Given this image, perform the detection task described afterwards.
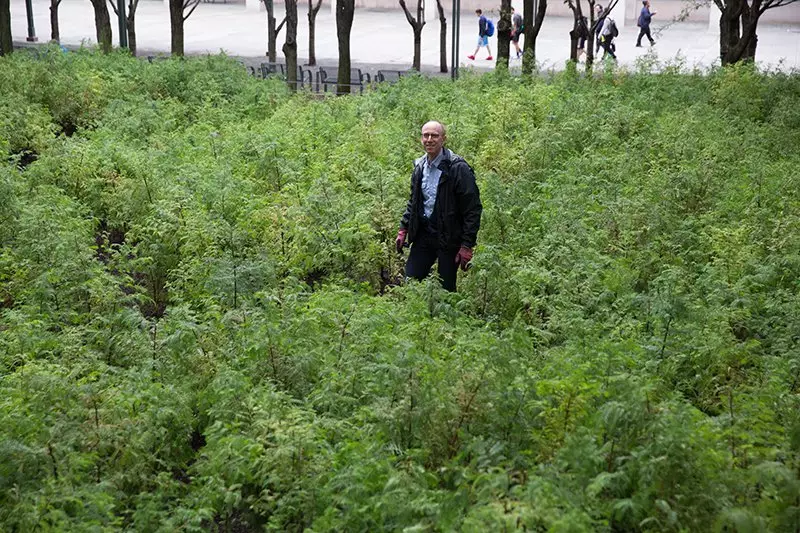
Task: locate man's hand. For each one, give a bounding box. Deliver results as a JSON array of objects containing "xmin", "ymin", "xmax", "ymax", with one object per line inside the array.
[
  {"xmin": 395, "ymin": 229, "xmax": 408, "ymax": 254},
  {"xmin": 454, "ymin": 246, "xmax": 473, "ymax": 271}
]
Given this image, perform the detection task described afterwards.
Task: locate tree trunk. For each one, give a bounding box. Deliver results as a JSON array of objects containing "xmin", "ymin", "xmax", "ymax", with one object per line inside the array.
[
  {"xmin": 436, "ymin": 0, "xmax": 447, "ymax": 73},
  {"xmin": 585, "ymin": 0, "xmax": 596, "ymax": 71},
  {"xmin": 740, "ymin": 3, "xmax": 759, "ymax": 61},
  {"xmin": 412, "ymin": 28, "xmax": 423, "ymax": 70},
  {"xmin": 0, "ymin": 0, "xmax": 10, "ymax": 56},
  {"xmin": 50, "ymin": 0, "xmax": 62, "ymax": 42},
  {"xmin": 90, "ymin": 0, "xmax": 113, "ymax": 53},
  {"xmin": 718, "ymin": 0, "xmax": 772, "ymax": 65},
  {"xmin": 283, "ymin": 0, "xmax": 298, "ymax": 92},
  {"xmin": 719, "ymin": 0, "xmax": 741, "ymax": 65},
  {"xmin": 399, "ymin": 0, "xmax": 424, "ymax": 71},
  {"xmin": 127, "ymin": 0, "xmax": 140, "ymax": 56},
  {"xmin": 128, "ymin": 12, "xmax": 136, "ymax": 56},
  {"xmin": 308, "ymin": 0, "xmax": 322, "ymax": 65},
  {"xmin": 497, "ymin": 0, "xmax": 512, "ymax": 69},
  {"xmin": 336, "ymin": 0, "xmax": 355, "ymax": 95},
  {"xmin": 109, "ymin": 0, "xmax": 139, "ymax": 54},
  {"xmin": 567, "ymin": 0, "xmax": 584, "ymax": 63},
  {"xmin": 522, "ymin": 0, "xmax": 546, "ymax": 75},
  {"xmin": 264, "ymin": 0, "xmax": 278, "ymax": 61},
  {"xmin": 169, "ymin": 0, "xmax": 184, "ymax": 56}
]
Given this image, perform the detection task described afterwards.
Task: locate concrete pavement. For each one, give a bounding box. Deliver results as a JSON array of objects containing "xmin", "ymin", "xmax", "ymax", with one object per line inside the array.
[{"xmin": 9, "ymin": 0, "xmax": 800, "ymax": 73}]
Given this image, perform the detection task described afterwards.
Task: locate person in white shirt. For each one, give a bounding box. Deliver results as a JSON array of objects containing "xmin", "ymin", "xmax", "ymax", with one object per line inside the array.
[{"xmin": 599, "ymin": 16, "xmax": 618, "ymax": 60}]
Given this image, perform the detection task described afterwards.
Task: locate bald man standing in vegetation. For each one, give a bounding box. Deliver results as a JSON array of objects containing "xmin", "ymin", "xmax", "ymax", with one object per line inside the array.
[{"xmin": 395, "ymin": 121, "xmax": 482, "ymax": 292}]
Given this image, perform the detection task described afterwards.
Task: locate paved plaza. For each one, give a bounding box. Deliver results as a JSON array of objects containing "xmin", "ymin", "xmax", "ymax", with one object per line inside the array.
[{"xmin": 9, "ymin": 0, "xmax": 800, "ymax": 72}]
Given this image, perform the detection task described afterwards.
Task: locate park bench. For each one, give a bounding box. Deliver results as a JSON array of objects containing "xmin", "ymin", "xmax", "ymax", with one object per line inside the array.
[
  {"xmin": 259, "ymin": 61, "xmax": 282, "ymax": 78},
  {"xmin": 317, "ymin": 66, "xmax": 371, "ymax": 94},
  {"xmin": 375, "ymin": 69, "xmax": 412, "ymax": 84},
  {"xmin": 237, "ymin": 61, "xmax": 256, "ymax": 77},
  {"xmin": 259, "ymin": 62, "xmax": 313, "ymax": 88}
]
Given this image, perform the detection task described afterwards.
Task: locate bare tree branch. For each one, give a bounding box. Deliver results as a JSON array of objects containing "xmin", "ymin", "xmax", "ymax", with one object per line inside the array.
[
  {"xmin": 276, "ymin": 15, "xmax": 287, "ymax": 33},
  {"xmin": 183, "ymin": 0, "xmax": 200, "ymax": 21},
  {"xmin": 398, "ymin": 0, "xmax": 424, "ymax": 29},
  {"xmin": 761, "ymin": 0, "xmax": 798, "ymax": 13},
  {"xmin": 589, "ymin": 0, "xmax": 618, "ymax": 33}
]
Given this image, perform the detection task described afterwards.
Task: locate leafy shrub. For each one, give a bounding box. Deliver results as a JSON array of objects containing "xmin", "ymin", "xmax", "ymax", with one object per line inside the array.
[{"xmin": 0, "ymin": 53, "xmax": 799, "ymax": 531}]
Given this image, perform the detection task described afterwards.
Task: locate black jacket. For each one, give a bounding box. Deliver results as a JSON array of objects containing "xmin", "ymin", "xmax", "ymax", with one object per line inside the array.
[{"xmin": 400, "ymin": 148, "xmax": 482, "ymax": 250}]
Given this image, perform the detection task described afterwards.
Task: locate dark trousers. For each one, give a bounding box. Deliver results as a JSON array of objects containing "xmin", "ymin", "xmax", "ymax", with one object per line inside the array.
[
  {"xmin": 636, "ymin": 26, "xmax": 654, "ymax": 46},
  {"xmin": 405, "ymin": 228, "xmax": 459, "ymax": 292},
  {"xmin": 600, "ymin": 37, "xmax": 616, "ymax": 59}
]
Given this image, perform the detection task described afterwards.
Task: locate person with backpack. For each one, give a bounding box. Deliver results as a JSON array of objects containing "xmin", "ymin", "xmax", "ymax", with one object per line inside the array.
[
  {"xmin": 636, "ymin": 0, "xmax": 656, "ymax": 47},
  {"xmin": 395, "ymin": 121, "xmax": 482, "ymax": 292},
  {"xmin": 599, "ymin": 15, "xmax": 618, "ymax": 60},
  {"xmin": 511, "ymin": 7, "xmax": 524, "ymax": 59},
  {"xmin": 594, "ymin": 4, "xmax": 606, "ymax": 53},
  {"xmin": 468, "ymin": 9, "xmax": 494, "ymax": 61}
]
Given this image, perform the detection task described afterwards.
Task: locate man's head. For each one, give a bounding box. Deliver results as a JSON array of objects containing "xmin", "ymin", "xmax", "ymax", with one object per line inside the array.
[
  {"xmin": 642, "ymin": 0, "xmax": 649, "ymax": 5},
  {"xmin": 511, "ymin": 7, "xmax": 515, "ymax": 13},
  {"xmin": 475, "ymin": 9, "xmax": 482, "ymax": 16},
  {"xmin": 596, "ymin": 4, "xmax": 603, "ymax": 13},
  {"xmin": 421, "ymin": 121, "xmax": 446, "ymax": 159}
]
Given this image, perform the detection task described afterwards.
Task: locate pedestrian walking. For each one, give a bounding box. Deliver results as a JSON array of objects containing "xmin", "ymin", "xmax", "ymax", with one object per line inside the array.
[
  {"xmin": 599, "ymin": 15, "xmax": 618, "ymax": 60},
  {"xmin": 468, "ymin": 9, "xmax": 494, "ymax": 61},
  {"xmin": 594, "ymin": 4, "xmax": 605, "ymax": 54},
  {"xmin": 636, "ymin": 0, "xmax": 656, "ymax": 47},
  {"xmin": 395, "ymin": 121, "xmax": 482, "ymax": 292},
  {"xmin": 576, "ymin": 15, "xmax": 589, "ymax": 60},
  {"xmin": 512, "ymin": 7, "xmax": 524, "ymax": 59}
]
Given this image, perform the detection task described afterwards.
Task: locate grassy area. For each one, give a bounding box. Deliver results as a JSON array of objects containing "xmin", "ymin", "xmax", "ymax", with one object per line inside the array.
[{"xmin": 1, "ymin": 47, "xmax": 799, "ymax": 531}]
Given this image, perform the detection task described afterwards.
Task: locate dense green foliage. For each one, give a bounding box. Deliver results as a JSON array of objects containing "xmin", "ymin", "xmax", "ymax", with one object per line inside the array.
[{"xmin": 1, "ymin": 47, "xmax": 799, "ymax": 531}]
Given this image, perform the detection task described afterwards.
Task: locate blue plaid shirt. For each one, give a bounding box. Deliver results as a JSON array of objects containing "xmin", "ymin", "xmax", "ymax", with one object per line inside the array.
[{"xmin": 420, "ymin": 150, "xmax": 444, "ymax": 219}]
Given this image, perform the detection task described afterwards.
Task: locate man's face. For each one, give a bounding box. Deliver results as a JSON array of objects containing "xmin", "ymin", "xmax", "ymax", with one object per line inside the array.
[{"xmin": 421, "ymin": 123, "xmax": 445, "ymax": 157}]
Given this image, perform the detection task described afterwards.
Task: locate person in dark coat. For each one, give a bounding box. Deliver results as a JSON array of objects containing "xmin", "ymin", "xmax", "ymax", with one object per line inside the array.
[
  {"xmin": 636, "ymin": 0, "xmax": 656, "ymax": 47},
  {"xmin": 512, "ymin": 7, "xmax": 524, "ymax": 59},
  {"xmin": 594, "ymin": 4, "xmax": 605, "ymax": 53},
  {"xmin": 395, "ymin": 121, "xmax": 482, "ymax": 292}
]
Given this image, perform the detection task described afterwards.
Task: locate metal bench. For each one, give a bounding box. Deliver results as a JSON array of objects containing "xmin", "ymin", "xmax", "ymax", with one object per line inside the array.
[
  {"xmin": 318, "ymin": 67, "xmax": 371, "ymax": 94},
  {"xmin": 375, "ymin": 69, "xmax": 412, "ymax": 83},
  {"xmin": 237, "ymin": 61, "xmax": 256, "ymax": 77},
  {"xmin": 259, "ymin": 62, "xmax": 313, "ymax": 88},
  {"xmin": 259, "ymin": 61, "xmax": 282, "ymax": 78}
]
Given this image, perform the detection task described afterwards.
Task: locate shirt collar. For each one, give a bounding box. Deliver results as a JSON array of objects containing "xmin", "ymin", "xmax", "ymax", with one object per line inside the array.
[{"xmin": 426, "ymin": 149, "xmax": 445, "ymax": 170}]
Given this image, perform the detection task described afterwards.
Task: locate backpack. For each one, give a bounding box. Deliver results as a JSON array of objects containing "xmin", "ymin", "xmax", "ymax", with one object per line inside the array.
[
  {"xmin": 608, "ymin": 18, "xmax": 619, "ymax": 37},
  {"xmin": 486, "ymin": 18, "xmax": 495, "ymax": 37}
]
